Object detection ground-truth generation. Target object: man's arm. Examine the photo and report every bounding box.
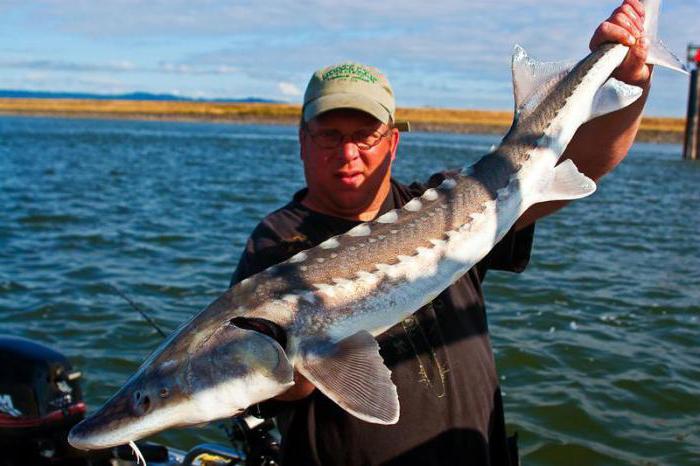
[517,0,651,230]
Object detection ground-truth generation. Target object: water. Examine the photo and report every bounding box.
[1,116,698,465]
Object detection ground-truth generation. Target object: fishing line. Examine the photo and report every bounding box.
[108,284,168,338]
[128,440,147,466]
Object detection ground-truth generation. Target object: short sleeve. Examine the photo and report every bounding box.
[405,171,455,199]
[230,207,318,287]
[230,223,295,287]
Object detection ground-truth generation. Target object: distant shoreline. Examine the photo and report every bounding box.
[0,98,685,143]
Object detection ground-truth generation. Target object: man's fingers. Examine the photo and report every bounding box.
[613,36,651,84]
[274,371,315,401]
[620,3,644,31]
[590,0,649,52]
[629,36,649,64]
[621,33,649,73]
[623,0,646,22]
[591,21,636,50]
[611,10,641,37]
[589,0,651,84]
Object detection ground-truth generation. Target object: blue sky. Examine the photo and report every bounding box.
[0,0,696,116]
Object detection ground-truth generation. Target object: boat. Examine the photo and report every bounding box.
[0,335,279,466]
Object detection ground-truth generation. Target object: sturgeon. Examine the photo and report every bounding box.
[69,0,686,450]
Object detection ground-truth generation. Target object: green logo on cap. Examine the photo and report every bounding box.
[321,63,380,84]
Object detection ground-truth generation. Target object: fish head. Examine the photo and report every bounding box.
[68,318,294,450]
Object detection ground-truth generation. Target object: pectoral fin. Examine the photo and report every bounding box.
[588,77,643,122]
[298,330,399,424]
[539,159,597,202]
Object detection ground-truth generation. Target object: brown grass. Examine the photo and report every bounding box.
[0,98,685,143]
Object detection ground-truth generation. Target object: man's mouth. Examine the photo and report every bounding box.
[336,171,363,186]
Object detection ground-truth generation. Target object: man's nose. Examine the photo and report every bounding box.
[337,140,360,162]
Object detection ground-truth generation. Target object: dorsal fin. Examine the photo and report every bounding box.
[511,44,575,119]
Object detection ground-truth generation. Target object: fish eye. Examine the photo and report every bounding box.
[159,387,169,398]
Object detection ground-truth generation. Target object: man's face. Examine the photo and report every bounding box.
[299,109,399,215]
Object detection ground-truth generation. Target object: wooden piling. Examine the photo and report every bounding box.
[683,45,700,160]
[683,69,699,160]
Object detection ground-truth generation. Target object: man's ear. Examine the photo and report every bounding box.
[299,126,306,160]
[389,128,400,162]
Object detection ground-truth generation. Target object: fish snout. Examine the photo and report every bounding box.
[67,416,113,450]
[67,420,89,450]
[67,386,139,450]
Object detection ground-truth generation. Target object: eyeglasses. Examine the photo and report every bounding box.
[304,126,392,150]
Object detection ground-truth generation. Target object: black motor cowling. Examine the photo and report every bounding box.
[0,335,90,465]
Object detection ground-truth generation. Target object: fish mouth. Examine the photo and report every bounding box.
[68,406,171,450]
[68,417,127,450]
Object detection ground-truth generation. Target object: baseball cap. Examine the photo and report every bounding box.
[302,62,410,131]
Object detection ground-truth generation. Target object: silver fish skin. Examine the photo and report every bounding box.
[68,0,686,451]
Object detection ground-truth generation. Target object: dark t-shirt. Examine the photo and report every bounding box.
[231,173,535,466]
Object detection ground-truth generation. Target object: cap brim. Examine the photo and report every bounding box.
[303,93,391,124]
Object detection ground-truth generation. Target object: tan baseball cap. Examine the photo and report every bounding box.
[302,62,409,131]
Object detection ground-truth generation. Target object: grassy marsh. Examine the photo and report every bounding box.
[0,98,685,143]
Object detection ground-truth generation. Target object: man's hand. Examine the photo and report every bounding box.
[590,0,651,85]
[274,370,316,401]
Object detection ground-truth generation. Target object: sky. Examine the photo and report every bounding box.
[0,0,697,116]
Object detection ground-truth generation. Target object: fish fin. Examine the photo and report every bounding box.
[298,330,399,424]
[588,77,643,121]
[540,159,596,202]
[512,44,575,119]
[641,0,688,74]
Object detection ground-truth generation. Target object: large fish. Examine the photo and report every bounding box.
[69,0,686,450]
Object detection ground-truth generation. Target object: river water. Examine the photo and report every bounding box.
[1,116,698,465]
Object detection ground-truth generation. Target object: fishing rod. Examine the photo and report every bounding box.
[108,284,168,338]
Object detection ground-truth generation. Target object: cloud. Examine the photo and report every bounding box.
[0,58,239,76]
[0,59,136,72]
[1,0,696,114]
[8,0,586,38]
[7,72,129,93]
[278,82,302,97]
[156,61,237,75]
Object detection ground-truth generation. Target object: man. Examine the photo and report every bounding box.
[231,1,651,464]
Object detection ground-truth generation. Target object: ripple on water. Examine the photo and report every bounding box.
[17,213,82,225]
[0,280,29,293]
[141,234,189,245]
[64,265,111,280]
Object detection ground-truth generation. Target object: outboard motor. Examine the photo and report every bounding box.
[0,335,90,465]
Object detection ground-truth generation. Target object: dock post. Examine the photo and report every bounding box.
[683,44,700,161]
